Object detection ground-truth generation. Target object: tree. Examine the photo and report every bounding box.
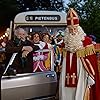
[16,0,64,11]
[67,0,100,43]
[0,0,20,35]
[0,0,65,35]
[82,0,100,43]
[0,0,19,26]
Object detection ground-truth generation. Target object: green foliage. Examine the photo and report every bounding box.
[0,0,19,26]
[0,0,100,42]
[0,0,64,27]
[67,0,100,43]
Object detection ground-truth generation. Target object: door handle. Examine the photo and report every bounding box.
[46,74,55,78]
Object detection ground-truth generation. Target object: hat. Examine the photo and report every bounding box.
[55,30,64,37]
[67,8,79,27]
[89,35,96,41]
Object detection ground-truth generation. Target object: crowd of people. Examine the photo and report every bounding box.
[3,26,64,75]
[0,8,100,100]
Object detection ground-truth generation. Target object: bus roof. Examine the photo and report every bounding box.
[14,11,67,26]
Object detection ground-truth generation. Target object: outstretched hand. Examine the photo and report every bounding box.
[22,46,33,57]
[22,50,29,58]
[22,46,33,52]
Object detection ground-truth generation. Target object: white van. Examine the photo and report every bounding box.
[1,10,67,100]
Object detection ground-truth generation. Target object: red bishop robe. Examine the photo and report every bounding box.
[82,36,100,100]
[65,36,100,100]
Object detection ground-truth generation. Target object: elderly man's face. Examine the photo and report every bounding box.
[17,32,27,39]
[68,26,78,35]
[15,28,28,41]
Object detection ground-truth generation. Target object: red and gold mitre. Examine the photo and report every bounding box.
[67,8,79,27]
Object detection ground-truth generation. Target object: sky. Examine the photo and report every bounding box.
[0,0,70,36]
[63,0,69,8]
[64,0,69,3]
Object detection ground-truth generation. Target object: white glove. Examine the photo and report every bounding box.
[33,56,40,61]
[34,44,43,49]
[33,55,44,61]
[88,76,95,87]
[38,55,44,60]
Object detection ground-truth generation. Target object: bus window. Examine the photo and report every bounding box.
[14,25,66,36]
[9,10,67,72]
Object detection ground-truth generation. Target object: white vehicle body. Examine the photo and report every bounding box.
[1,10,67,100]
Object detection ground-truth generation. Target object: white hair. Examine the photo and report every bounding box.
[14,28,28,41]
[14,28,28,36]
[64,26,86,53]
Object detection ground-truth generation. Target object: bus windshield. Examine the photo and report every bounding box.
[15,25,66,36]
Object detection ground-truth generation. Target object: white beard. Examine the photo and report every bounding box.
[64,26,86,53]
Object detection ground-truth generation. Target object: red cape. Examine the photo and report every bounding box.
[83,36,100,100]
